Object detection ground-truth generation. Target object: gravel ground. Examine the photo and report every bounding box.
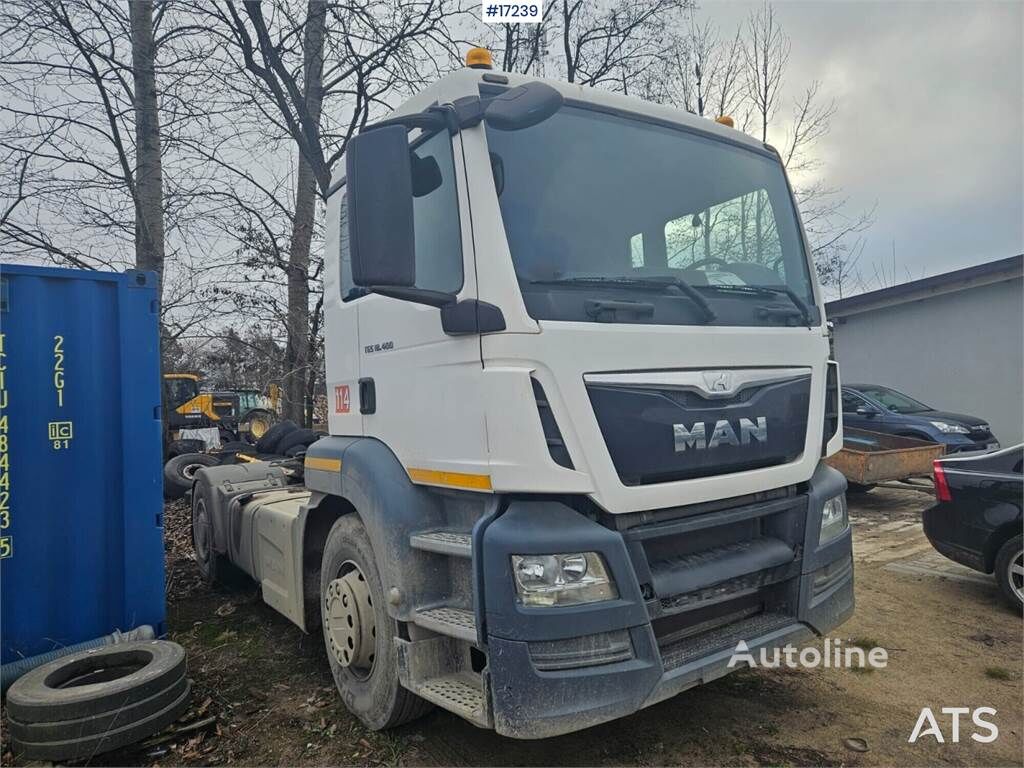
[3,487,1021,767]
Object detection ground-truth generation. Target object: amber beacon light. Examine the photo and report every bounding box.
[715,115,735,128]
[466,47,494,70]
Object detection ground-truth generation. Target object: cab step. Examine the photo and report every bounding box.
[409,529,472,558]
[411,604,477,643]
[415,672,490,727]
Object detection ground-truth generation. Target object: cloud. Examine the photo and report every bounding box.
[704,0,1023,281]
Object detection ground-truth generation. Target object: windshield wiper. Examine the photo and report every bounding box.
[527,276,716,323]
[697,284,813,326]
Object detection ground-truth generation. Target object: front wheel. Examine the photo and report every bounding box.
[320,515,432,730]
[994,535,1023,611]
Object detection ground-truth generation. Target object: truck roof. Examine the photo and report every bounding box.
[329,67,768,191]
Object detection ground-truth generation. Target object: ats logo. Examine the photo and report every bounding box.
[334,385,350,414]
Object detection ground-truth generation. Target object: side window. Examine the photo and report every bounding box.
[339,131,464,300]
[629,233,645,268]
[410,131,463,294]
[338,191,360,301]
[841,392,862,413]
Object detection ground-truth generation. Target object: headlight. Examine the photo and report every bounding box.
[511,552,617,606]
[929,420,969,434]
[819,494,848,545]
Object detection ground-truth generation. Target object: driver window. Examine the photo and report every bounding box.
[663,189,785,286]
[841,392,863,413]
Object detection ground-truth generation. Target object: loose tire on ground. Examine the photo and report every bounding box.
[254,419,298,454]
[6,641,187,725]
[320,515,432,730]
[10,679,190,761]
[163,453,219,500]
[994,534,1023,611]
[7,675,189,743]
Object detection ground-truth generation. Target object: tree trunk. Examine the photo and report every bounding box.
[282,0,326,426]
[129,0,165,291]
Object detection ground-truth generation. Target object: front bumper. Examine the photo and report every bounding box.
[480,463,854,738]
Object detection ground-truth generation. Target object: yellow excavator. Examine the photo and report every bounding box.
[162,373,279,456]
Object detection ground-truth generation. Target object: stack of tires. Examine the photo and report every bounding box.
[163,421,325,500]
[6,641,190,761]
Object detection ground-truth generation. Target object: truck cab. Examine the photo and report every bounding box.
[191,55,851,739]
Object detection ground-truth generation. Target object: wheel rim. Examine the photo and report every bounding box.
[192,498,211,564]
[324,561,376,679]
[182,462,205,480]
[1009,549,1024,604]
[250,418,270,438]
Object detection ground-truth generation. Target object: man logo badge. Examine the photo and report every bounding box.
[702,370,733,394]
[674,417,768,451]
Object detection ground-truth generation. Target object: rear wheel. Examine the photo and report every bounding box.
[994,535,1023,611]
[241,409,276,440]
[320,515,431,730]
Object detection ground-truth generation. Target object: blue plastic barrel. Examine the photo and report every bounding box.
[0,264,165,663]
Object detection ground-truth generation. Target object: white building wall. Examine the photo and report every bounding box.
[831,277,1024,445]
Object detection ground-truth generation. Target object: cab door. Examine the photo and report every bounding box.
[348,129,489,485]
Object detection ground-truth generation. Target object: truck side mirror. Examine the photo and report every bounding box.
[484,82,563,131]
[346,125,415,288]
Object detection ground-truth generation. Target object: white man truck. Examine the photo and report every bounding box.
[190,50,852,739]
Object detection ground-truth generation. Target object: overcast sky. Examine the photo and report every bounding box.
[703,0,1023,290]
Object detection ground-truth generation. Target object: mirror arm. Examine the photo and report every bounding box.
[364,109,448,136]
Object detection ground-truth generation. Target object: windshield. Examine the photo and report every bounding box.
[485,104,819,326]
[858,386,931,414]
[165,378,199,408]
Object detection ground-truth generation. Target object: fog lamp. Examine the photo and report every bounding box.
[511,552,617,606]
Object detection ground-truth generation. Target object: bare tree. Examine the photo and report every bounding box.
[130,0,166,288]
[203,0,462,424]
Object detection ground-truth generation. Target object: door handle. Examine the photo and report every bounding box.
[359,378,376,415]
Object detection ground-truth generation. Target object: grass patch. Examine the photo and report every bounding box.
[849,665,875,675]
[984,666,1015,681]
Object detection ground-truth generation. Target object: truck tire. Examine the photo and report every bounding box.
[163,453,219,500]
[994,535,1023,611]
[9,677,190,761]
[254,419,298,454]
[276,428,321,456]
[320,515,432,730]
[191,486,247,588]
[6,641,187,724]
[7,676,189,742]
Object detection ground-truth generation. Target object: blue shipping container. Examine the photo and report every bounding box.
[0,264,165,663]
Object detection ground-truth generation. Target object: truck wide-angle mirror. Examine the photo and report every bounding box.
[484,82,563,131]
[346,125,416,288]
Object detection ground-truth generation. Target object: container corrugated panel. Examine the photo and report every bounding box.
[0,264,165,663]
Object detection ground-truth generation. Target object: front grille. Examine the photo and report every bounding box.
[622,494,806,660]
[660,560,798,612]
[660,611,795,671]
[586,372,811,485]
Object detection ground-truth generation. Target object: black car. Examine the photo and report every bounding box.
[842,384,999,453]
[922,445,1023,609]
